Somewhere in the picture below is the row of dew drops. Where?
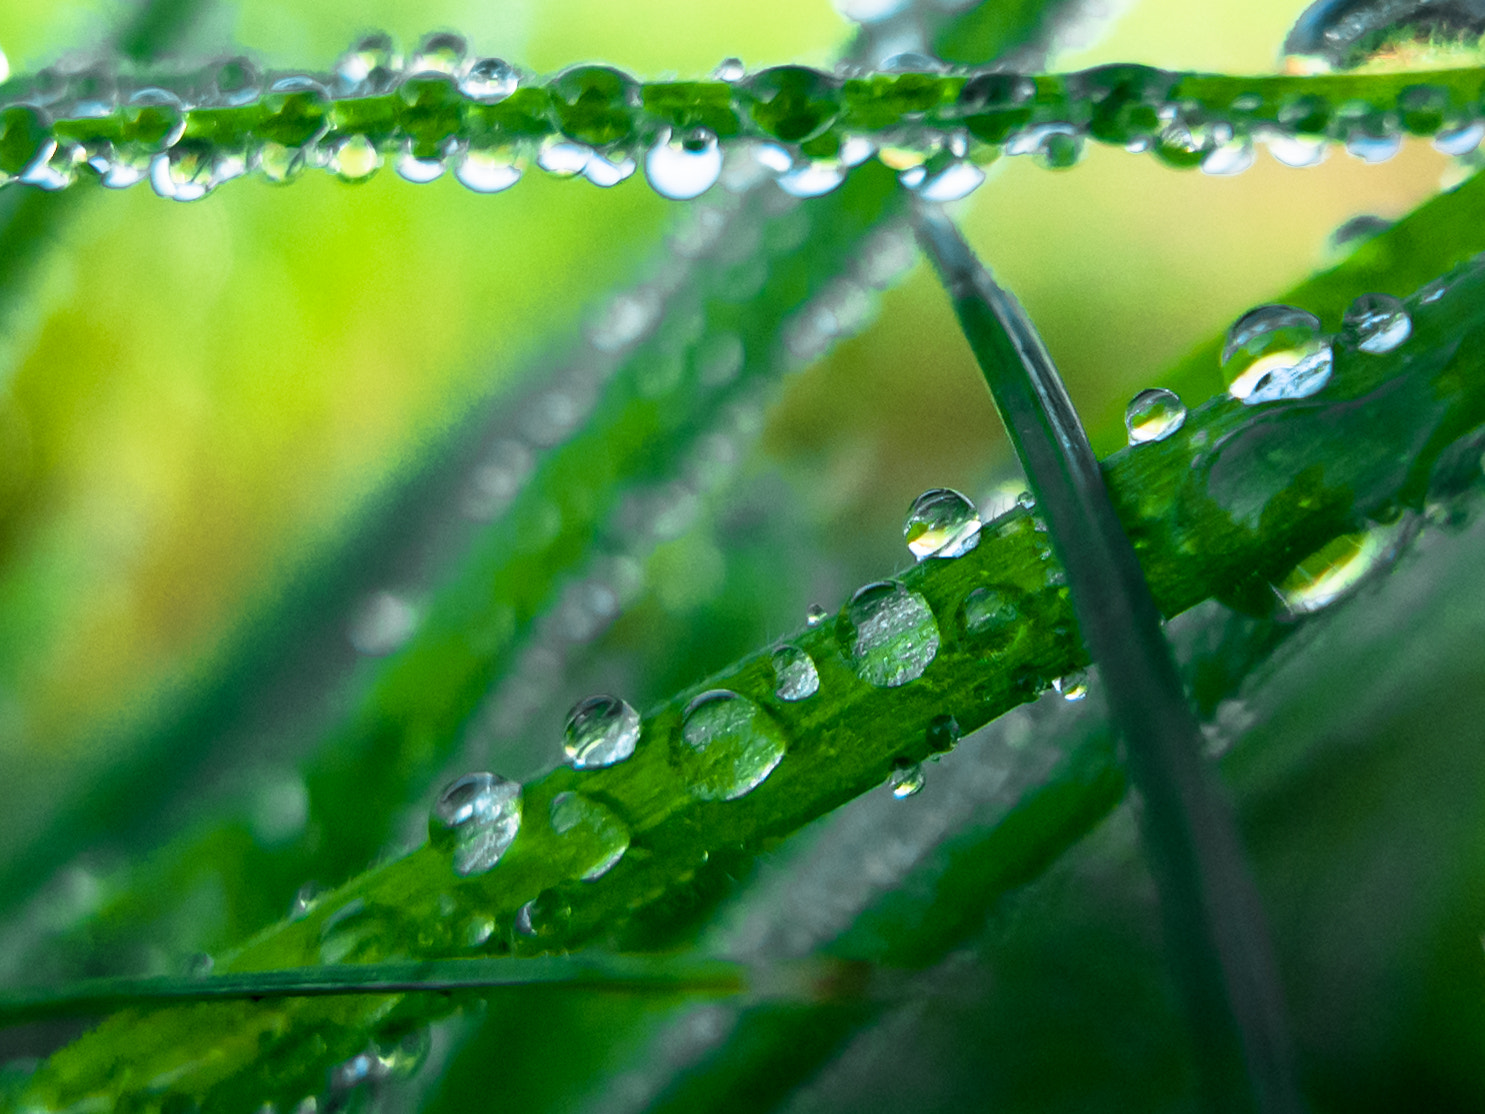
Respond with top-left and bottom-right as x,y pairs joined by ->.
425,282 -> 1422,893
7,30 -> 1485,205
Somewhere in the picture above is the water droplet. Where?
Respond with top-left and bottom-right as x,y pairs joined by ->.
645,127 -> 722,200
348,591 -> 418,655
1053,670 -> 1089,701
377,1027 -> 432,1080
713,57 -> 745,82
904,488 -> 981,560
958,585 -> 1021,645
1343,292 -> 1412,354
1201,137 -> 1254,176
1330,213 -> 1392,254
258,141 -> 306,184
888,761 -> 924,799
1419,277 -> 1449,305
680,690 -> 787,801
926,713 -> 961,752
464,916 -> 495,947
330,135 -> 382,182
1264,129 -> 1326,167
771,644 -> 820,701
843,581 -> 940,687
429,773 -> 522,876
289,882 -> 323,921
208,57 -> 261,107
335,32 -> 402,95
583,151 -> 636,187
454,141 -> 523,193
411,32 -> 468,77
549,791 -> 630,880
318,897 -> 378,964
395,139 -> 447,183
912,159 -> 985,201
1125,387 -> 1187,444
1222,304 -> 1333,404
149,142 -> 216,202
460,57 -> 518,103
186,952 -> 214,978
1277,521 -> 1405,615
805,603 -> 828,627
777,159 -> 845,197
1344,129 -> 1401,163
538,137 -> 592,177
1434,121 -> 1484,156
563,694 -> 641,769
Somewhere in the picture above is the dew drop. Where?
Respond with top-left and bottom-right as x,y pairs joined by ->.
335,32 -> 402,95
538,137 -> 592,177
464,916 -> 495,947
805,603 -> 828,627
1201,137 -> 1254,176
713,57 -> 745,82
771,644 -> 820,702
888,762 -> 924,799
328,135 -> 381,182
348,590 -> 418,655
1343,292 -> 1412,354
149,142 -> 216,202
645,127 -> 722,200
1277,523 -> 1402,615
563,694 -> 641,769
913,160 -> 985,202
258,141 -> 306,184
395,140 -> 446,183
1344,130 -> 1401,163
411,32 -> 468,77
460,57 -> 518,103
429,773 -> 522,876
904,488 -> 981,560
208,57 -> 261,107
550,791 -> 630,880
1053,670 -> 1089,701
777,159 -> 845,198
1222,304 -> 1333,404
844,581 -> 940,687
454,141 -> 523,193
1434,121 -> 1484,156
289,882 -> 323,921
680,690 -> 787,801
958,585 -> 1021,644
1125,387 -> 1187,444
583,151 -> 636,187
1264,130 -> 1326,167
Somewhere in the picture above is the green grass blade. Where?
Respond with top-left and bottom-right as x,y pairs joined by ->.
914,206 -> 1301,1113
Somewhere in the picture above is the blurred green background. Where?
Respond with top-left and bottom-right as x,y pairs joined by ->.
0,0 -> 1450,867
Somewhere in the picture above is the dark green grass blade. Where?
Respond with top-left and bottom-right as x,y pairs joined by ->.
914,207 -> 1302,1114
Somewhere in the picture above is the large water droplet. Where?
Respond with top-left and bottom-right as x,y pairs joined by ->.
645,127 -> 722,200
563,694 -> 641,768
771,644 -> 820,701
429,773 -> 522,876
330,135 -> 382,182
1343,292 -> 1412,354
538,137 -> 592,177
549,791 -> 630,880
454,141 -> 523,193
459,57 -> 519,103
888,761 -> 924,799
149,142 -> 216,202
1125,387 -> 1187,444
904,488 -> 981,560
844,581 -> 940,687
680,690 -> 787,801
411,32 -> 468,77
1222,304 -> 1333,404
1277,519 -> 1411,615
395,140 -> 447,183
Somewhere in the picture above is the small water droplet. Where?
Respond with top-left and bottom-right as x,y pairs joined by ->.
1125,387 -> 1187,444
912,159 -> 985,201
1343,292 -> 1412,354
904,488 -> 981,560
1201,137 -> 1254,176
395,139 -> 447,183
1434,121 -> 1484,156
563,694 -> 641,768
186,952 -> 214,978
258,141 -> 306,183
771,644 -> 820,701
550,791 -> 630,880
330,134 -> 382,182
888,761 -> 924,799
429,773 -> 522,876
777,158 -> 845,198
1264,129 -> 1326,167
1016,490 -> 1036,510
459,57 -> 518,103
318,897 -> 377,964
1053,670 -> 1089,701
958,585 -> 1021,645
1222,304 -> 1333,404
453,141 -> 523,193
1331,213 -> 1392,254
149,142 -> 216,201
1277,519 -> 1409,615
645,127 -> 722,200
713,57 -> 745,82
289,882 -> 323,921
538,137 -> 592,177
348,591 -> 418,655
844,581 -> 940,687
335,32 -> 402,95
805,603 -> 828,627
584,151 -> 636,187
411,32 -> 468,77
680,690 -> 787,801
464,916 -> 495,947
1419,277 -> 1449,305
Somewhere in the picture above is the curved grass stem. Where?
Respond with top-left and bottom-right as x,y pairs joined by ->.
913,204 -> 1304,1114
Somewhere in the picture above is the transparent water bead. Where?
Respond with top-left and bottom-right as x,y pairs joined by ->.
1222,304 -> 1333,404
150,143 -> 216,202
888,762 -> 924,799
844,581 -> 940,687
335,32 -> 402,95
584,151 -> 636,188
429,772 -> 522,876
454,142 -> 523,193
1277,521 -> 1405,616
903,488 -> 981,560
1053,670 -> 1089,701
331,135 -> 382,182
549,791 -> 630,880
805,603 -> 828,627
958,585 -> 1021,645
1435,121 -> 1484,156
778,159 -> 845,198
396,141 -> 447,183
1125,387 -> 1187,444
645,127 -> 722,200
1343,292 -> 1412,354
411,32 -> 468,77
563,694 -> 641,768
460,57 -> 519,103
771,644 -> 820,702
713,57 -> 745,82
680,690 -> 788,801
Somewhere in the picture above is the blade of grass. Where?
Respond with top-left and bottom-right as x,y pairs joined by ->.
913,205 -> 1301,1113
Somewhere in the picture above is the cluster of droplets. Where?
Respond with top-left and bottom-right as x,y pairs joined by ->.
0,46 -> 1480,203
